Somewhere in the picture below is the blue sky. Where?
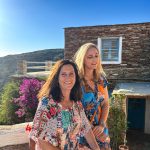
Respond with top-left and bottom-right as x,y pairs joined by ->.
0,0 -> 150,57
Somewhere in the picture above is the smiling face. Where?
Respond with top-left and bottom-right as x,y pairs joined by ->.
84,47 -> 99,71
58,64 -> 76,93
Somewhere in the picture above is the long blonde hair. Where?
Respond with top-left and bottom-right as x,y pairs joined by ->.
74,43 -> 105,80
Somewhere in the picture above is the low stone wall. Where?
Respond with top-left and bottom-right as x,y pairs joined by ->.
0,122 -> 32,149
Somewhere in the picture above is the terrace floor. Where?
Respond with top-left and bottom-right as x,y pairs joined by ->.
127,130 -> 150,150
0,125 -> 150,150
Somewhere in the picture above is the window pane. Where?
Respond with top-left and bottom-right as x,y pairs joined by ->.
101,38 -> 119,61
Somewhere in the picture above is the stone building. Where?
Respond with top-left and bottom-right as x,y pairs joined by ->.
64,22 -> 150,134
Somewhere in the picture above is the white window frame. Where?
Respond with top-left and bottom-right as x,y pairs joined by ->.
98,37 -> 122,64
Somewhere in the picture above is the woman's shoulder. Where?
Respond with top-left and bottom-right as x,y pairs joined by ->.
40,96 -> 57,107
74,101 -> 84,110
40,96 -> 61,118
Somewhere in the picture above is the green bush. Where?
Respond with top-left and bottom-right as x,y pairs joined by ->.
108,94 -> 127,150
0,80 -> 23,125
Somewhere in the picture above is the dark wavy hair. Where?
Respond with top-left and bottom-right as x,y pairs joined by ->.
38,59 -> 82,102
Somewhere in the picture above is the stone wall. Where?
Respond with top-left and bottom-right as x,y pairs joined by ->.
0,122 -> 32,149
64,22 -> 150,88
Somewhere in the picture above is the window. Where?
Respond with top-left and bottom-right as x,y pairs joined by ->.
98,37 -> 122,64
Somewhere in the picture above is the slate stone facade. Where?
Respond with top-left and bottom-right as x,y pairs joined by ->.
64,22 -> 150,89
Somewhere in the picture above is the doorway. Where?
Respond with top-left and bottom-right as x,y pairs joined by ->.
127,98 -> 145,131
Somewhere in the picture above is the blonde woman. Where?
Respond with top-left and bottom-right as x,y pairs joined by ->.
29,59 -> 100,150
74,43 -> 111,150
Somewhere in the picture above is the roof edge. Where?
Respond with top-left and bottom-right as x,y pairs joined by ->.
64,22 -> 150,29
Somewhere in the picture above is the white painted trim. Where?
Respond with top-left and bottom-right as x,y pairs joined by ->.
97,37 -> 101,57
97,37 -> 122,64
118,37 -> 122,64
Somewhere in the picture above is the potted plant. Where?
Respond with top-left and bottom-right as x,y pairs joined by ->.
108,93 -> 129,150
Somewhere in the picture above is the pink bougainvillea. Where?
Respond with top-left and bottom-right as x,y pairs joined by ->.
14,78 -> 44,120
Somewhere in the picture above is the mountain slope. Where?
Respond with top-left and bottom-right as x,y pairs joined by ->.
0,49 -> 64,92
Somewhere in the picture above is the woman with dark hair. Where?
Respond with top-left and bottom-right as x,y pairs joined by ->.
29,59 -> 100,150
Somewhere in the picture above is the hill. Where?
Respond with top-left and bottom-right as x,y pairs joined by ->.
0,49 -> 64,93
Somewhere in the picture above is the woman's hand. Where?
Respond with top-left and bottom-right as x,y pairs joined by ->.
92,125 -> 104,137
38,139 -> 60,150
38,139 -> 50,150
85,129 -> 100,150
78,145 -> 92,150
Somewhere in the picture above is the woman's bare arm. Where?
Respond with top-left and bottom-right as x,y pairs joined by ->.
29,138 -> 35,150
84,129 -> 100,150
100,86 -> 109,123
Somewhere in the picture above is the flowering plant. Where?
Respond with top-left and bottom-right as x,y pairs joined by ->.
26,123 -> 32,132
14,78 -> 44,121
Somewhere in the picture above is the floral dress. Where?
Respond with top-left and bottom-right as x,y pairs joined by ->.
80,75 -> 110,149
30,96 -> 91,150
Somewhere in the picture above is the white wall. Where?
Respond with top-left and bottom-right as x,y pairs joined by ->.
145,96 -> 150,134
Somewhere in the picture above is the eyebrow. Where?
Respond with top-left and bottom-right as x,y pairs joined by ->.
61,71 -> 74,73
88,53 -> 99,56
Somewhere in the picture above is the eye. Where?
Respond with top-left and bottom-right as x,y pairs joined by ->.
61,73 -> 66,77
87,56 -> 93,59
69,72 -> 74,77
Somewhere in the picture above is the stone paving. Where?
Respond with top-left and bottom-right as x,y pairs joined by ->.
0,144 -> 29,150
127,130 -> 150,150
0,123 -> 150,150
